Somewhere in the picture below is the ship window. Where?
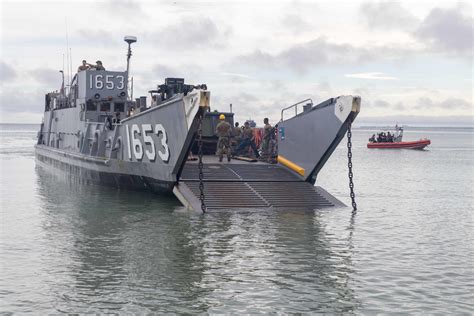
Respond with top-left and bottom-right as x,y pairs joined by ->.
114,102 -> 124,112
100,102 -> 111,112
86,100 -> 97,111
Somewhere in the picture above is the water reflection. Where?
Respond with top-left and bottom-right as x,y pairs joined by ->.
35,165 -> 358,313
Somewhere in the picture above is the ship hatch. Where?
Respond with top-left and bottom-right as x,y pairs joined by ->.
173,157 -> 344,211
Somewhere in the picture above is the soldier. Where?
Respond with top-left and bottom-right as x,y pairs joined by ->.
215,114 -> 232,162
235,121 -> 260,158
88,60 -> 105,71
232,122 -> 242,150
261,117 -> 273,158
77,60 -> 89,72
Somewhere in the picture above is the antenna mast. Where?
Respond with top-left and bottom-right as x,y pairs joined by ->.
69,47 -> 72,85
123,36 -> 137,100
60,54 -> 65,95
65,18 -> 70,94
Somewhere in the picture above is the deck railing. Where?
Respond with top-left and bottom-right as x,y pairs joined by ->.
280,98 -> 313,121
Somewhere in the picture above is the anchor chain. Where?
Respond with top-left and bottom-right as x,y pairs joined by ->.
347,122 -> 357,212
197,113 -> 206,213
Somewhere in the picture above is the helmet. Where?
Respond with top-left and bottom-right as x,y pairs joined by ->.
219,114 -> 225,120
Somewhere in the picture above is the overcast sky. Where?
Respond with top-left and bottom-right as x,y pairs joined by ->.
0,0 -> 472,124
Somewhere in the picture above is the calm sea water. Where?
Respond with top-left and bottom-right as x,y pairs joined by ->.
0,123 -> 473,314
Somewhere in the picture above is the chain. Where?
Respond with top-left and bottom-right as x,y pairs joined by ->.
347,122 -> 357,212
197,113 -> 206,213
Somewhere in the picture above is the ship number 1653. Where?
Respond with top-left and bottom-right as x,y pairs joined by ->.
125,124 -> 170,163
89,74 -> 125,90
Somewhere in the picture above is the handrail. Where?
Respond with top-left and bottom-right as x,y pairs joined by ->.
280,98 -> 313,121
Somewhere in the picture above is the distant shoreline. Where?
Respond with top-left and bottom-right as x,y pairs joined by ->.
353,123 -> 474,129
1,122 -> 473,130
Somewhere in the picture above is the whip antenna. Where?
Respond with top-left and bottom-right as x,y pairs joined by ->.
65,17 -> 70,93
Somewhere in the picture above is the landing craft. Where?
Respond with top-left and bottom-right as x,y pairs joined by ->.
35,36 -> 361,211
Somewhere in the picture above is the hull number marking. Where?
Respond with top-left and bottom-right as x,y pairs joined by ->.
127,124 -> 170,163
89,74 -> 125,90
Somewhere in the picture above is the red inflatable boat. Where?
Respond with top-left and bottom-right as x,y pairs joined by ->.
367,139 -> 431,149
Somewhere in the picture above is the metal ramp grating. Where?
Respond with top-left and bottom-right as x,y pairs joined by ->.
180,163 -> 301,182
248,182 -> 334,208
180,164 -> 239,181
174,161 -> 344,211
183,181 -> 339,210
184,182 -> 269,209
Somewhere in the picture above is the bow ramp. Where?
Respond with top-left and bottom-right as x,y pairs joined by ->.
173,157 -> 344,211
173,95 -> 360,212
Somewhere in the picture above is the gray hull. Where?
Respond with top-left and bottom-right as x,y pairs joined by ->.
36,89 -> 209,193
35,145 -> 175,192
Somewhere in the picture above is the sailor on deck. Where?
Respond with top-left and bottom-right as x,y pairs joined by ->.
77,60 -> 89,72
215,114 -> 232,162
88,60 -> 105,71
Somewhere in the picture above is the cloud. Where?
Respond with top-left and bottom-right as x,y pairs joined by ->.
316,81 -> 331,93
148,16 -> 232,49
359,1 -> 419,31
365,97 -> 472,113
100,0 -> 147,18
218,72 -> 251,84
0,87 -> 44,113
281,13 -> 312,34
359,3 -> 472,58
0,62 -> 17,82
357,115 -> 473,125
372,99 -> 390,109
75,29 -> 121,47
345,72 -> 397,80
236,92 -> 260,103
151,64 -> 180,78
212,92 -> 269,121
414,6 -> 473,57
233,49 -> 276,69
393,101 -> 406,111
280,1 -> 317,34
232,37 -> 409,73
29,68 -> 63,87
134,63 -> 204,92
416,97 -> 472,110
219,72 -> 251,79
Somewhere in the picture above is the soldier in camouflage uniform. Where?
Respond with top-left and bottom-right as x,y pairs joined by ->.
215,114 -> 232,162
235,121 -> 260,158
261,118 -> 273,158
232,122 -> 242,151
